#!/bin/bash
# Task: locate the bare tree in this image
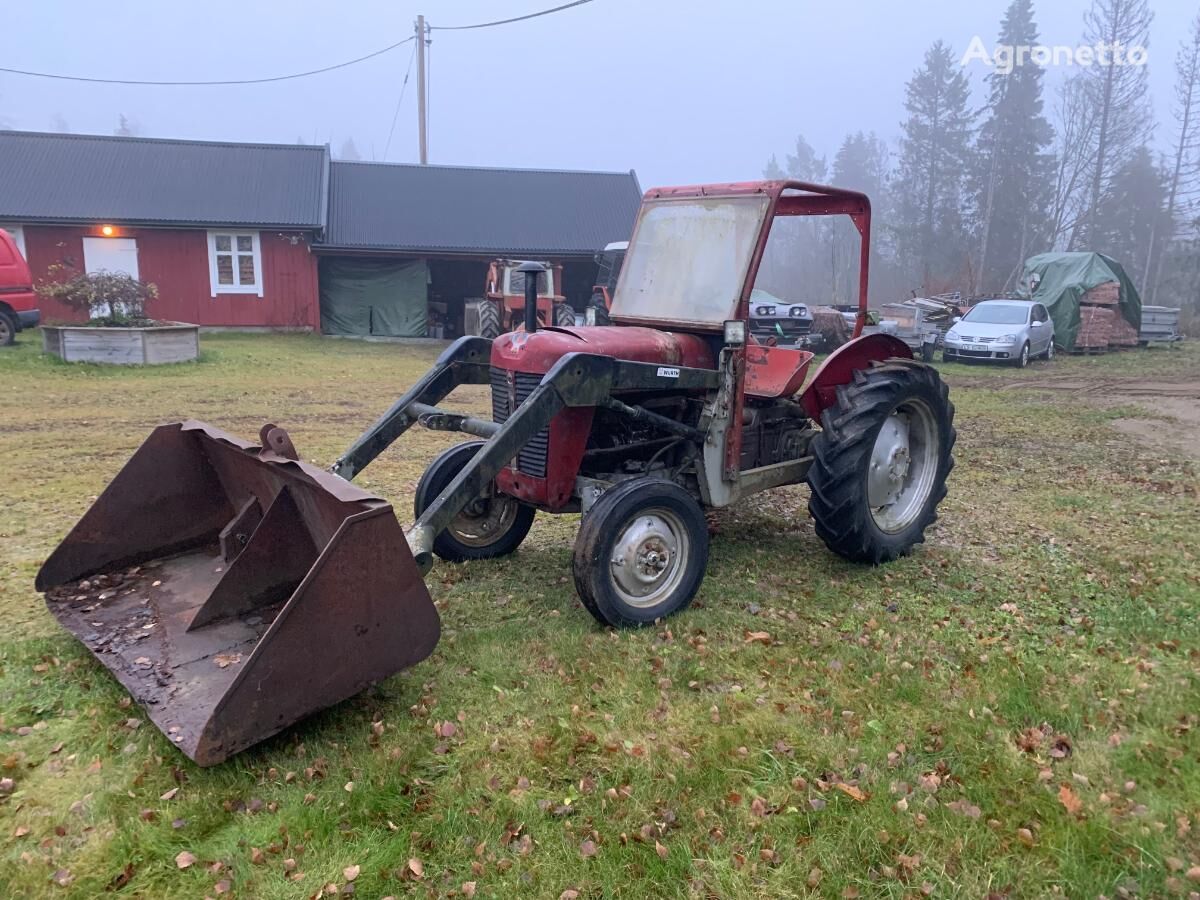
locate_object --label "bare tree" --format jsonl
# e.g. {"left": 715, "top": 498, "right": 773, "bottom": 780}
{"left": 1050, "top": 77, "right": 1101, "bottom": 248}
{"left": 114, "top": 114, "right": 141, "bottom": 137}
{"left": 1150, "top": 9, "right": 1200, "bottom": 302}
{"left": 1075, "top": 0, "right": 1154, "bottom": 247}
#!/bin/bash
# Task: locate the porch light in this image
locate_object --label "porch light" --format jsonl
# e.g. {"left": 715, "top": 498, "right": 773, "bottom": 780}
{"left": 101, "top": 225, "right": 115, "bottom": 236}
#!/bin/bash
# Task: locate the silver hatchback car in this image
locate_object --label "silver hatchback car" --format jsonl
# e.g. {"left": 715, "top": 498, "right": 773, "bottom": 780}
{"left": 942, "top": 299, "right": 1055, "bottom": 367}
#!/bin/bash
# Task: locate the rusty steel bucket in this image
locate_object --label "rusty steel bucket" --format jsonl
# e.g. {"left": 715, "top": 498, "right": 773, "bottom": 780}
{"left": 36, "top": 421, "right": 439, "bottom": 766}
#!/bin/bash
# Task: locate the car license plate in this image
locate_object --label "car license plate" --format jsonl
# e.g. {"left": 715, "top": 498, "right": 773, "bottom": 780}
{"left": 963, "top": 343, "right": 988, "bottom": 352}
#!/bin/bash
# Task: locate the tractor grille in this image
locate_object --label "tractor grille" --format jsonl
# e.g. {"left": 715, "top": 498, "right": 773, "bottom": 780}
{"left": 489, "top": 368, "right": 549, "bottom": 478}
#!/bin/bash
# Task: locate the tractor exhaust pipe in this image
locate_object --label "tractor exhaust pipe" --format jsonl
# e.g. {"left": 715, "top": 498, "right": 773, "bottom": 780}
{"left": 518, "top": 260, "right": 544, "bottom": 334}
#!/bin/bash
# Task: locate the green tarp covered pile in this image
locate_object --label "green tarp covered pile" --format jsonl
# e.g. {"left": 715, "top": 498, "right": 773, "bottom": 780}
{"left": 319, "top": 258, "right": 429, "bottom": 337}
{"left": 1018, "top": 252, "right": 1141, "bottom": 351}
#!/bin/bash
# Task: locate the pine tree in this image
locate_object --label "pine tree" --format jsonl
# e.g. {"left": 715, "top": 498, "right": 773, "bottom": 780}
{"left": 830, "top": 132, "right": 891, "bottom": 304}
{"left": 892, "top": 41, "right": 975, "bottom": 292}
{"left": 337, "top": 138, "right": 362, "bottom": 161}
{"left": 1091, "top": 146, "right": 1171, "bottom": 280}
{"left": 758, "top": 135, "right": 830, "bottom": 302}
{"left": 971, "top": 0, "right": 1055, "bottom": 292}
{"left": 114, "top": 114, "right": 139, "bottom": 137}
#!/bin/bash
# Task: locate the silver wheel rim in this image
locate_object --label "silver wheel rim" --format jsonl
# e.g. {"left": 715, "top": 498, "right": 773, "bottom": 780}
{"left": 449, "top": 491, "right": 520, "bottom": 548}
{"left": 1047, "top": 343, "right": 1054, "bottom": 360}
{"left": 867, "top": 399, "right": 940, "bottom": 533}
{"left": 1021, "top": 345, "right": 1029, "bottom": 366}
{"left": 609, "top": 507, "right": 689, "bottom": 608}
{"left": 0, "top": 320, "right": 10, "bottom": 342}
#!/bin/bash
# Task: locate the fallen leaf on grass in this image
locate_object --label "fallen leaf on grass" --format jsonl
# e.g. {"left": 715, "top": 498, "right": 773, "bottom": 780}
{"left": 160, "top": 787, "right": 179, "bottom": 801}
{"left": 404, "top": 858, "right": 424, "bottom": 880}
{"left": 462, "top": 882, "right": 477, "bottom": 898}
{"left": 834, "top": 782, "right": 866, "bottom": 802}
{"left": 807, "top": 867, "right": 823, "bottom": 888}
{"left": 13, "top": 825, "right": 29, "bottom": 837}
{"left": 106, "top": 862, "right": 135, "bottom": 891}
{"left": 580, "top": 839, "right": 598, "bottom": 858}
{"left": 52, "top": 869, "right": 74, "bottom": 887}
{"left": 655, "top": 841, "right": 669, "bottom": 859}
{"left": 175, "top": 851, "right": 197, "bottom": 869}
{"left": 1016, "top": 827, "right": 1035, "bottom": 847}
{"left": 1058, "top": 784, "right": 1083, "bottom": 816}
{"left": 213, "top": 879, "right": 231, "bottom": 894}
{"left": 343, "top": 865, "right": 359, "bottom": 881}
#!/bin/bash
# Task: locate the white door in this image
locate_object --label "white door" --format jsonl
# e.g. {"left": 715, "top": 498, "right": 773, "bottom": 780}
{"left": 83, "top": 237, "right": 139, "bottom": 279}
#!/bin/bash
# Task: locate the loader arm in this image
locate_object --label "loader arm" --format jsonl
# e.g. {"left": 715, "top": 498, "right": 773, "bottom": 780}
{"left": 332, "top": 337, "right": 493, "bottom": 481}
{"left": 381, "top": 350, "right": 720, "bottom": 571}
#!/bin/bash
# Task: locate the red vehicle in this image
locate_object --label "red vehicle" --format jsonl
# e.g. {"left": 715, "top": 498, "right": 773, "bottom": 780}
{"left": 479, "top": 259, "right": 573, "bottom": 338}
{"left": 38, "top": 180, "right": 956, "bottom": 765}
{"left": 0, "top": 229, "right": 39, "bottom": 346}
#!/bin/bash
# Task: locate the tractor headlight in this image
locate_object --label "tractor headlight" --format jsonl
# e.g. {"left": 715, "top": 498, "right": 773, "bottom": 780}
{"left": 724, "top": 320, "right": 747, "bottom": 347}
{"left": 585, "top": 306, "right": 597, "bottom": 326}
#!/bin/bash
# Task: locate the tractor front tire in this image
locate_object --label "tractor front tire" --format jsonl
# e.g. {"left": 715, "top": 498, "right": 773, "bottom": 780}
{"left": 572, "top": 478, "right": 708, "bottom": 628}
{"left": 414, "top": 441, "right": 535, "bottom": 562}
{"left": 806, "top": 360, "right": 955, "bottom": 564}
{"left": 553, "top": 302, "right": 575, "bottom": 327}
{"left": 478, "top": 301, "right": 503, "bottom": 340}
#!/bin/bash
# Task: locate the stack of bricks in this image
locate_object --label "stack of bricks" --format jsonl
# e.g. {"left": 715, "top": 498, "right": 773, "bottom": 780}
{"left": 1108, "top": 314, "right": 1139, "bottom": 348}
{"left": 1082, "top": 281, "right": 1120, "bottom": 306}
{"left": 1076, "top": 306, "right": 1114, "bottom": 351}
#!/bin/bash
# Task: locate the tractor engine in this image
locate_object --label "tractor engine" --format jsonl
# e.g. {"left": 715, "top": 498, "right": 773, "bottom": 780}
{"left": 489, "top": 326, "right": 714, "bottom": 510}
{"left": 739, "top": 401, "right": 814, "bottom": 470}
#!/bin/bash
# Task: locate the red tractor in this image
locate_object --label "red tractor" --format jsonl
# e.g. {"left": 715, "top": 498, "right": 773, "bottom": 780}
{"left": 478, "top": 258, "right": 574, "bottom": 338}
{"left": 38, "top": 180, "right": 955, "bottom": 765}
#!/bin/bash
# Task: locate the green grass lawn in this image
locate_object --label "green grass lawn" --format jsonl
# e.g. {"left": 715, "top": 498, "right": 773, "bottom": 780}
{"left": 1, "top": 334, "right": 1198, "bottom": 898}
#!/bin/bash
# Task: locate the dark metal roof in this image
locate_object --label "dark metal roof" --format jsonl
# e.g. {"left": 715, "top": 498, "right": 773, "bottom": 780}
{"left": 0, "top": 131, "right": 328, "bottom": 228}
{"left": 322, "top": 161, "right": 641, "bottom": 256}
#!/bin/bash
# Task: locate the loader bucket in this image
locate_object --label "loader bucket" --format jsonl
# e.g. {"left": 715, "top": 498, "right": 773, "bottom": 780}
{"left": 36, "top": 421, "right": 439, "bottom": 766}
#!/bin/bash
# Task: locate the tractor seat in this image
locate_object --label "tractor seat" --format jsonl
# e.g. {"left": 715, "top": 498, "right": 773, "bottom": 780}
{"left": 744, "top": 343, "right": 814, "bottom": 399}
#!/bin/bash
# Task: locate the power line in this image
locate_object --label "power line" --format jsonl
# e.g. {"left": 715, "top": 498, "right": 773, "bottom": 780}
{"left": 383, "top": 43, "right": 418, "bottom": 160}
{"left": 0, "top": 36, "right": 414, "bottom": 86}
{"left": 430, "top": 0, "right": 594, "bottom": 31}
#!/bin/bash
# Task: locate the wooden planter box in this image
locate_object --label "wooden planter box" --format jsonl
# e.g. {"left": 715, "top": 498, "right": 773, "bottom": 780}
{"left": 42, "top": 323, "right": 200, "bottom": 365}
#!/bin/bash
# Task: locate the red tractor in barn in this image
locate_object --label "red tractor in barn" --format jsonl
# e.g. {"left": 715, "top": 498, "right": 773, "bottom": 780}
{"left": 38, "top": 180, "right": 955, "bottom": 765}
{"left": 478, "top": 258, "right": 574, "bottom": 338}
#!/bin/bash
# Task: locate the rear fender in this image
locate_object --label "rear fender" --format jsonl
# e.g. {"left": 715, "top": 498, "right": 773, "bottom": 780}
{"left": 798, "top": 333, "right": 913, "bottom": 420}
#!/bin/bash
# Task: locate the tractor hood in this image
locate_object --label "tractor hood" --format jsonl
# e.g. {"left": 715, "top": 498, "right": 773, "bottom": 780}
{"left": 491, "top": 326, "right": 715, "bottom": 375}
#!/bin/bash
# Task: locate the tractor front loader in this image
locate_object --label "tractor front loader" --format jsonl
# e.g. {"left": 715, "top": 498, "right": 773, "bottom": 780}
{"left": 38, "top": 181, "right": 955, "bottom": 765}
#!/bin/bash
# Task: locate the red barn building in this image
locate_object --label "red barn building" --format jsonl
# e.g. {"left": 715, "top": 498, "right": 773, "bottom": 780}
{"left": 0, "top": 131, "right": 641, "bottom": 336}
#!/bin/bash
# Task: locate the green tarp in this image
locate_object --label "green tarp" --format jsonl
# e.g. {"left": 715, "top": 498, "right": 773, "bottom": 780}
{"left": 1018, "top": 252, "right": 1142, "bottom": 351}
{"left": 319, "top": 258, "right": 429, "bottom": 337}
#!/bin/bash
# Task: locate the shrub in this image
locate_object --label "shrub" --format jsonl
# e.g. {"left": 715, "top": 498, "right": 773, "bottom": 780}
{"left": 36, "top": 268, "right": 159, "bottom": 325}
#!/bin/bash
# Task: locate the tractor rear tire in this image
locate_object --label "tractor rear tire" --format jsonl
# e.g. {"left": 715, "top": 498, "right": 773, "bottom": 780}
{"left": 806, "top": 360, "right": 955, "bottom": 564}
{"left": 589, "top": 296, "right": 611, "bottom": 326}
{"left": 478, "top": 301, "right": 503, "bottom": 340}
{"left": 414, "top": 441, "right": 535, "bottom": 562}
{"left": 553, "top": 303, "right": 575, "bottom": 327}
{"left": 572, "top": 478, "right": 708, "bottom": 628}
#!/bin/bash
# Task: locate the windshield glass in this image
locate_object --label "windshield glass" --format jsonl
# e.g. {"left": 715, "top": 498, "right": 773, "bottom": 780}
{"left": 611, "top": 196, "right": 769, "bottom": 326}
{"left": 962, "top": 303, "right": 1029, "bottom": 325}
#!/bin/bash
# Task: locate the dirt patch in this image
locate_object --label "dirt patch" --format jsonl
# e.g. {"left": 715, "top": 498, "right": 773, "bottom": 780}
{"left": 1002, "top": 375, "right": 1200, "bottom": 462}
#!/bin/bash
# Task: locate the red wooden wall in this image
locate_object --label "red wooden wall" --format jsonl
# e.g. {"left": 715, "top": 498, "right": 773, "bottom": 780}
{"left": 22, "top": 225, "right": 320, "bottom": 329}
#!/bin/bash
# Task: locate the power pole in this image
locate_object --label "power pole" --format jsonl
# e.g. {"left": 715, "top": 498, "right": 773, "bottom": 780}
{"left": 416, "top": 14, "right": 428, "bottom": 164}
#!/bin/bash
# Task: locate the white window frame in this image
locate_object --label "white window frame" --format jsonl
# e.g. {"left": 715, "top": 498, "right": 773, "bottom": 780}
{"left": 207, "top": 230, "right": 263, "bottom": 297}
{"left": 2, "top": 225, "right": 26, "bottom": 259}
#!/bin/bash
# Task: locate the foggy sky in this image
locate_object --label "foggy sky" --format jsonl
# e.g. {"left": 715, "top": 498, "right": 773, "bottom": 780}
{"left": 1, "top": 0, "right": 1193, "bottom": 189}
